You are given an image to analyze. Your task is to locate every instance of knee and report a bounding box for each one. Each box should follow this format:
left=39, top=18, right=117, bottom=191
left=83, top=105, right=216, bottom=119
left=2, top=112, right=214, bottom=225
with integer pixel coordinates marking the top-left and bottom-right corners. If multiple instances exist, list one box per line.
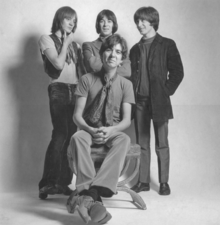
left=118, top=132, right=130, bottom=145
left=70, top=130, right=87, bottom=143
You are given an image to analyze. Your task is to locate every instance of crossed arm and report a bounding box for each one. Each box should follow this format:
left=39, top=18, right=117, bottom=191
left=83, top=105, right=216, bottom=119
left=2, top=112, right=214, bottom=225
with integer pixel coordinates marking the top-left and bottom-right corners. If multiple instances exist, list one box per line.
left=73, top=96, right=132, bottom=144
left=44, top=32, right=75, bottom=70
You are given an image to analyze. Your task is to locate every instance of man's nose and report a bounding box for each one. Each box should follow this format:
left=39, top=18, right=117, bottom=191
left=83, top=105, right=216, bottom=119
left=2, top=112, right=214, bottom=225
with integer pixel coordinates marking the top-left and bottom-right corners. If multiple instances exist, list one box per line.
left=137, top=20, right=142, bottom=27
left=110, top=50, right=116, bottom=57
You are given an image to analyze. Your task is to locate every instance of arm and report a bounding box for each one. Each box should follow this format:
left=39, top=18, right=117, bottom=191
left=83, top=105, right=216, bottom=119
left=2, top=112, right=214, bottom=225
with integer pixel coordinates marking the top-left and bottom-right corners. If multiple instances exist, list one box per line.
left=73, top=96, right=104, bottom=141
left=44, top=32, right=75, bottom=70
left=82, top=42, right=102, bottom=73
left=73, top=96, right=97, bottom=134
left=165, top=41, right=184, bottom=96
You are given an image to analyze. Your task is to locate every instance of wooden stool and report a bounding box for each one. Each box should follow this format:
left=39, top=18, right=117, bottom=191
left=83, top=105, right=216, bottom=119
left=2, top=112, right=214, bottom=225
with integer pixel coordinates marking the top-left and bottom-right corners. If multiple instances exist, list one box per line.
left=91, top=143, right=147, bottom=210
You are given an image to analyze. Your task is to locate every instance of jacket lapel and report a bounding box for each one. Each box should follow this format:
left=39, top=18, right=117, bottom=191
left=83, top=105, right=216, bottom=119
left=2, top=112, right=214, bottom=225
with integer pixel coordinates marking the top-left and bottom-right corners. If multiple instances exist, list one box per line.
left=92, top=38, right=103, bottom=51
left=148, top=33, right=163, bottom=68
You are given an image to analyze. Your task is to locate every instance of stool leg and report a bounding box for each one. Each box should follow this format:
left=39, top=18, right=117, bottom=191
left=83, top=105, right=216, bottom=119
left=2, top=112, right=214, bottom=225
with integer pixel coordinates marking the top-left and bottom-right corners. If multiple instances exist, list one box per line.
left=117, top=157, right=146, bottom=210
left=116, top=186, right=147, bottom=210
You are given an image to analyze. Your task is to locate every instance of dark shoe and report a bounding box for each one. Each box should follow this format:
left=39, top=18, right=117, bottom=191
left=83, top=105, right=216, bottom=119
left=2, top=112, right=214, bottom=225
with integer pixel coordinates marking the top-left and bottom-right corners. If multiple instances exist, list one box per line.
left=39, top=184, right=58, bottom=199
left=39, top=192, right=48, bottom=200
left=131, top=182, right=150, bottom=193
left=56, top=185, right=74, bottom=196
left=159, top=183, right=171, bottom=195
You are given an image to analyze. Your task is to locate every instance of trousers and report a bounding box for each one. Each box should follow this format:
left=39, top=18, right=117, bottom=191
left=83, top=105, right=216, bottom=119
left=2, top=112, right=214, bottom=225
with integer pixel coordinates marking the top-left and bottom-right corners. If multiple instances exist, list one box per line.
left=67, top=130, right=130, bottom=194
left=39, top=82, right=77, bottom=189
left=135, top=98, right=170, bottom=184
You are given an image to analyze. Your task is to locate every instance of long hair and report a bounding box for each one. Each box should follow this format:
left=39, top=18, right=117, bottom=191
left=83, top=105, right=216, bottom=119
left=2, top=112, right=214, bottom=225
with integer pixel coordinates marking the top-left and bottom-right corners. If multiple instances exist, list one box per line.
left=51, top=6, right=78, bottom=34
left=95, top=9, right=118, bottom=34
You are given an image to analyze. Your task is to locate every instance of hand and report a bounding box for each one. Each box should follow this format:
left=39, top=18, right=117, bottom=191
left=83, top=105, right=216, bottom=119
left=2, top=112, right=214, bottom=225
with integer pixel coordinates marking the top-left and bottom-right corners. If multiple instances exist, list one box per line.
left=97, top=126, right=115, bottom=142
left=92, top=130, right=106, bottom=145
left=63, top=31, right=74, bottom=45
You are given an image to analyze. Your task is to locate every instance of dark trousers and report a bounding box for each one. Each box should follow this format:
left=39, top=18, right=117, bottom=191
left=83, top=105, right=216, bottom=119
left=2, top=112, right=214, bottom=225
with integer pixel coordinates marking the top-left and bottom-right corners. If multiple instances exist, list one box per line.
left=39, top=82, right=77, bottom=189
left=134, top=98, right=170, bottom=184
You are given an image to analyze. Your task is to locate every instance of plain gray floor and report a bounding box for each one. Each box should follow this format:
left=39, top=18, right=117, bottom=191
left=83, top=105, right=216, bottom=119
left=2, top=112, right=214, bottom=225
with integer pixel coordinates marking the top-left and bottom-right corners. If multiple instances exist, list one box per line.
left=0, top=182, right=219, bottom=225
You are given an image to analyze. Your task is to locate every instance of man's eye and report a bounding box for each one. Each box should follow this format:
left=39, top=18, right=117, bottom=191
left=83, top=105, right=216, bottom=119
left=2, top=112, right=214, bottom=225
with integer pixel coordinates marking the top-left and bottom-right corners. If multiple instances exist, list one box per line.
left=116, top=51, right=122, bottom=54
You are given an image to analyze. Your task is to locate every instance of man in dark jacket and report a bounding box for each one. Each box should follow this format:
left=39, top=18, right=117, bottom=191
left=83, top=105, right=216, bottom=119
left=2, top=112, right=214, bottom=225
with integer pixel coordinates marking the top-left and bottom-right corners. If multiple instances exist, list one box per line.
left=130, top=6, right=184, bottom=195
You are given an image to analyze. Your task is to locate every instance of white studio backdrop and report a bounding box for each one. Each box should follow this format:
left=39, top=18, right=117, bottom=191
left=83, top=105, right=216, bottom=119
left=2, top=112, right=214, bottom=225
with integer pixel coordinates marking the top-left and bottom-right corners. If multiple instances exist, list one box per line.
left=0, top=0, right=220, bottom=193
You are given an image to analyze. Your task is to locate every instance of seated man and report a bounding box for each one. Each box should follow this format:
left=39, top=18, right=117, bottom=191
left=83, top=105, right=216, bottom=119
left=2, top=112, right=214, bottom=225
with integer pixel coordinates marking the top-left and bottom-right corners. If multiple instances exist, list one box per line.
left=67, top=34, right=135, bottom=224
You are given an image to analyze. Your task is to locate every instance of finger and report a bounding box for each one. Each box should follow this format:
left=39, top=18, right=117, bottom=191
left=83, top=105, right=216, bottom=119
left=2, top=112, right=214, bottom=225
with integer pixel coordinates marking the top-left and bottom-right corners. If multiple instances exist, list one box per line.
left=63, top=31, right=67, bottom=39
left=93, top=139, right=105, bottom=145
left=93, top=133, right=104, bottom=138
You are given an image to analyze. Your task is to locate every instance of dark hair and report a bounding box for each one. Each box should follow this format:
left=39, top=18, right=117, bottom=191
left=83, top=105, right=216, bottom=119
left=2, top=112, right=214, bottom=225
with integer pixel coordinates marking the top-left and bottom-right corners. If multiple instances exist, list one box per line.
left=95, top=9, right=118, bottom=34
left=100, top=34, right=128, bottom=60
left=51, top=6, right=78, bottom=34
left=134, top=7, right=159, bottom=31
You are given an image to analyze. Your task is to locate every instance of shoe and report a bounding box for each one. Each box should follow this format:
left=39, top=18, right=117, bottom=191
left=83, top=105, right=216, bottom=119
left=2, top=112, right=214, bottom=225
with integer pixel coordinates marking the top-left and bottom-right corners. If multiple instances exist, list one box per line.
left=131, top=182, right=150, bottom=193
left=159, top=183, right=171, bottom=195
left=66, top=191, right=79, bottom=214
left=66, top=195, right=109, bottom=224
left=97, top=211, right=112, bottom=224
left=39, top=184, right=58, bottom=200
left=56, top=185, right=74, bottom=196
left=39, top=192, right=48, bottom=200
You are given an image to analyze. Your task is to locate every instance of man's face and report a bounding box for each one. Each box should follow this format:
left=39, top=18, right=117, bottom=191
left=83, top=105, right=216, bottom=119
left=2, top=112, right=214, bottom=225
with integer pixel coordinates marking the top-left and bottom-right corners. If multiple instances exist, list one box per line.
left=102, top=43, right=123, bottom=69
left=99, top=16, right=113, bottom=37
left=61, top=16, right=76, bottom=34
left=136, top=19, right=153, bottom=36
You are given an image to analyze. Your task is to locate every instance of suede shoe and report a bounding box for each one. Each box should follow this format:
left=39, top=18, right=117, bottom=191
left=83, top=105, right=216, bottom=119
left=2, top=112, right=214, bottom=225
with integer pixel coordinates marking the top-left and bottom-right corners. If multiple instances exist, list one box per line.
left=159, top=183, right=171, bottom=195
left=66, top=192, right=79, bottom=214
left=66, top=195, right=109, bottom=224
left=97, top=211, right=112, bottom=224
left=131, top=182, right=150, bottom=193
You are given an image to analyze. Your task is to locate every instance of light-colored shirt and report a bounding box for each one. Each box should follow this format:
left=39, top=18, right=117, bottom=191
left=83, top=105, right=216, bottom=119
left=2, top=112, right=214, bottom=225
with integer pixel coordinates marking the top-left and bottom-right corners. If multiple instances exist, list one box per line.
left=75, top=72, right=135, bottom=125
left=39, top=35, right=78, bottom=84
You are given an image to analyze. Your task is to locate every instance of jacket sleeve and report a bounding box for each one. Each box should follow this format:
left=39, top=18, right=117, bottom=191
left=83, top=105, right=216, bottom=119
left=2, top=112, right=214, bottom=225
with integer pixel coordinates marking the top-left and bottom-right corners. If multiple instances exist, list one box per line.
left=165, top=41, right=184, bottom=96
left=82, top=42, right=102, bottom=73
left=117, top=58, right=131, bottom=78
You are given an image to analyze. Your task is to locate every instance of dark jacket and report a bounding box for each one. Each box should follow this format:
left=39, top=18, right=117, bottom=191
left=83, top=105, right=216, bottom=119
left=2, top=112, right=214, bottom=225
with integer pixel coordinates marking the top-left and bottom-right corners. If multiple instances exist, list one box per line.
left=82, top=38, right=131, bottom=77
left=41, top=34, right=86, bottom=79
left=129, top=33, right=184, bottom=122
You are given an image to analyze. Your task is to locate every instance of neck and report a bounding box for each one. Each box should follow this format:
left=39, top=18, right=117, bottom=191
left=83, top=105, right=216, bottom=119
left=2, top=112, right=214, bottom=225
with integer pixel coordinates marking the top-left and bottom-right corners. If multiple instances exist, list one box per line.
left=104, top=68, right=117, bottom=80
left=55, top=30, right=62, bottom=38
left=100, top=33, right=112, bottom=40
left=143, top=30, right=156, bottom=40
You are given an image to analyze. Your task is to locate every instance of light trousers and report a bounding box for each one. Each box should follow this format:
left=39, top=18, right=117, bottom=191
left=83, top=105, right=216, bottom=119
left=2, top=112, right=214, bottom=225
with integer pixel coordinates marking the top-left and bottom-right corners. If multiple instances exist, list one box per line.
left=67, top=130, right=130, bottom=193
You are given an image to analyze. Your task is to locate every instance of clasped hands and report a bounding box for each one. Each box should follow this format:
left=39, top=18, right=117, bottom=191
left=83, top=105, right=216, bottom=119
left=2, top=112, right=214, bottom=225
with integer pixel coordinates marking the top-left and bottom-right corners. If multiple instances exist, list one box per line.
left=91, top=126, right=114, bottom=145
